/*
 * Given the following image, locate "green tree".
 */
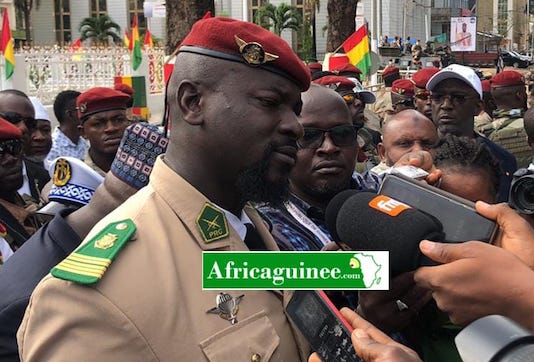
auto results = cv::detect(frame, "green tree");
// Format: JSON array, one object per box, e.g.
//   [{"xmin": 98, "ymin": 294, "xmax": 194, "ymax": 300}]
[
  {"xmin": 78, "ymin": 15, "xmax": 122, "ymax": 45},
  {"xmin": 304, "ymin": 0, "xmax": 320, "ymax": 60},
  {"xmin": 14, "ymin": 0, "xmax": 40, "ymax": 43},
  {"xmin": 255, "ymin": 3, "xmax": 302, "ymax": 37}
]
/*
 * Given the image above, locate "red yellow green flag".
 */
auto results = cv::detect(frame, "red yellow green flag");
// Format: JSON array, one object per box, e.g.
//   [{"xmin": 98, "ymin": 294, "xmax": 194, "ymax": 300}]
[
  {"xmin": 124, "ymin": 30, "xmax": 132, "ymax": 51},
  {"xmin": 144, "ymin": 29, "xmax": 153, "ymax": 49},
  {"xmin": 342, "ymin": 25, "xmax": 371, "ymax": 77},
  {"xmin": 131, "ymin": 15, "xmax": 142, "ymax": 70},
  {"xmin": 1, "ymin": 8, "xmax": 14, "ymax": 79}
]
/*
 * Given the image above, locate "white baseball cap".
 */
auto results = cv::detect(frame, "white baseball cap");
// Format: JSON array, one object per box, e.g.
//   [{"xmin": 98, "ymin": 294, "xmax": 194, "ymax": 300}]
[
  {"xmin": 347, "ymin": 77, "xmax": 376, "ymax": 104},
  {"xmin": 426, "ymin": 64, "xmax": 482, "ymax": 99}
]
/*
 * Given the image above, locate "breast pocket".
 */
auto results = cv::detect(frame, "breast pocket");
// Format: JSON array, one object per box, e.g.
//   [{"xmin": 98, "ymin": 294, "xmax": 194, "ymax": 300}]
[{"xmin": 200, "ymin": 310, "xmax": 280, "ymax": 362}]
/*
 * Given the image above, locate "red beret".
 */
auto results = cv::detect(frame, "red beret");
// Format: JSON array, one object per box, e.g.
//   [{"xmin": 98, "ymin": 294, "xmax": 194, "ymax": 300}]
[
  {"xmin": 391, "ymin": 79, "xmax": 415, "ymax": 97},
  {"xmin": 313, "ymin": 75, "xmax": 355, "ymax": 90},
  {"xmin": 77, "ymin": 87, "xmax": 130, "ymax": 120},
  {"xmin": 178, "ymin": 17, "xmax": 310, "ymax": 91},
  {"xmin": 411, "ymin": 67, "xmax": 440, "ymax": 89},
  {"xmin": 491, "ymin": 70, "xmax": 524, "ymax": 88},
  {"xmin": 382, "ymin": 66, "xmax": 400, "ymax": 78},
  {"xmin": 0, "ymin": 117, "xmax": 22, "ymax": 140},
  {"xmin": 308, "ymin": 62, "xmax": 322, "ymax": 70},
  {"xmin": 481, "ymin": 79, "xmax": 491, "ymax": 93},
  {"xmin": 114, "ymin": 83, "xmax": 134, "ymax": 97},
  {"xmin": 333, "ymin": 63, "xmax": 362, "ymax": 75}
]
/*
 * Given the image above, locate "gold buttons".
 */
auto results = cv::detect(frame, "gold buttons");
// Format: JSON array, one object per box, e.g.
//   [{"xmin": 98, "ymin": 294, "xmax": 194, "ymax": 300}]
[
  {"xmin": 251, "ymin": 353, "xmax": 261, "ymax": 362},
  {"xmin": 116, "ymin": 222, "xmax": 128, "ymax": 230}
]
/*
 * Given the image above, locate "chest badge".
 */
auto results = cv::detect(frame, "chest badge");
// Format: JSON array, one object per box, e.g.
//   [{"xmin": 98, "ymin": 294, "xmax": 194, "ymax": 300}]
[{"xmin": 207, "ymin": 292, "xmax": 245, "ymax": 325}]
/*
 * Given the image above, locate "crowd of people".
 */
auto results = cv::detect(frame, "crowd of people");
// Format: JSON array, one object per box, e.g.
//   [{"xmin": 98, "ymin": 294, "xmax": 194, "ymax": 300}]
[{"xmin": 1, "ymin": 15, "xmax": 534, "ymax": 362}]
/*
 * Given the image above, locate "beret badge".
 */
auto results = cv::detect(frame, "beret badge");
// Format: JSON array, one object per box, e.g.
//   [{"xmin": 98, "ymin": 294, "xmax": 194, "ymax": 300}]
[
  {"xmin": 234, "ymin": 35, "xmax": 279, "ymax": 66},
  {"xmin": 78, "ymin": 103, "xmax": 87, "ymax": 114},
  {"xmin": 397, "ymin": 88, "xmax": 405, "ymax": 95}
]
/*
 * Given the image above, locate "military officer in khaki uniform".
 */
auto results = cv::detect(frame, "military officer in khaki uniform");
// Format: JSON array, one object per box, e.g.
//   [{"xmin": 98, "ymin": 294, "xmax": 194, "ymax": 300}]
[
  {"xmin": 369, "ymin": 65, "xmax": 400, "ymax": 123},
  {"xmin": 18, "ymin": 17, "xmax": 311, "ymax": 361}
]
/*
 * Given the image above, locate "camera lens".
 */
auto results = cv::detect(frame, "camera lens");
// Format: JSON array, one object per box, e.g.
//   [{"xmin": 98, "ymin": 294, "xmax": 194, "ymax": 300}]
[{"xmin": 510, "ymin": 174, "xmax": 534, "ymax": 214}]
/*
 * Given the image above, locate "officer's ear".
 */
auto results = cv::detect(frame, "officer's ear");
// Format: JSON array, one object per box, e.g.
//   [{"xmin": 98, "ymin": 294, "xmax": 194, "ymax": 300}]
[
  {"xmin": 177, "ymin": 80, "xmax": 204, "ymax": 126},
  {"xmin": 78, "ymin": 124, "xmax": 86, "ymax": 139}
]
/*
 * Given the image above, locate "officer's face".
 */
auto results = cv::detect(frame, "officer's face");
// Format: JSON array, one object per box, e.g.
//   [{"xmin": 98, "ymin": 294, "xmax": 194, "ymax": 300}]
[
  {"xmin": 431, "ymin": 78, "xmax": 482, "ymax": 137},
  {"xmin": 80, "ymin": 110, "xmax": 129, "ymax": 155},
  {"xmin": 203, "ymin": 65, "xmax": 303, "ymax": 206},
  {"xmin": 290, "ymin": 88, "xmax": 356, "ymax": 203},
  {"xmin": 26, "ymin": 120, "xmax": 52, "ymax": 159},
  {"xmin": 0, "ymin": 140, "xmax": 23, "ymax": 193},
  {"xmin": 0, "ymin": 94, "xmax": 35, "ymax": 148}
]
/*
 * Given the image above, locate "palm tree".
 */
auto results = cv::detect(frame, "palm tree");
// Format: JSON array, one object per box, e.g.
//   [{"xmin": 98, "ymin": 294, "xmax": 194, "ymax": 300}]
[
  {"xmin": 78, "ymin": 15, "xmax": 122, "ymax": 45},
  {"xmin": 14, "ymin": 0, "xmax": 40, "ymax": 43},
  {"xmin": 304, "ymin": 0, "xmax": 320, "ymax": 60},
  {"xmin": 255, "ymin": 3, "xmax": 302, "ymax": 37}
]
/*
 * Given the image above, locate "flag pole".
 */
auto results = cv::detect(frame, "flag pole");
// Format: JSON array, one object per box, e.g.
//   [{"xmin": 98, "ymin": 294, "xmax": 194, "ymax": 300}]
[{"xmin": 332, "ymin": 43, "xmax": 344, "ymax": 54}]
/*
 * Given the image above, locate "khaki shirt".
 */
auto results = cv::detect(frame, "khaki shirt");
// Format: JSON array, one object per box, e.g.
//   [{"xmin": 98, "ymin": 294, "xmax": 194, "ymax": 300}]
[
  {"xmin": 84, "ymin": 152, "xmax": 107, "ymax": 177},
  {"xmin": 18, "ymin": 157, "xmax": 309, "ymax": 362},
  {"xmin": 368, "ymin": 87, "xmax": 392, "ymax": 124}
]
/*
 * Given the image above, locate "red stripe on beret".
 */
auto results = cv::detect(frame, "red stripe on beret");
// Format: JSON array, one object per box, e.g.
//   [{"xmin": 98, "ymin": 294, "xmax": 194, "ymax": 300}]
[{"xmin": 0, "ymin": 117, "xmax": 22, "ymax": 140}]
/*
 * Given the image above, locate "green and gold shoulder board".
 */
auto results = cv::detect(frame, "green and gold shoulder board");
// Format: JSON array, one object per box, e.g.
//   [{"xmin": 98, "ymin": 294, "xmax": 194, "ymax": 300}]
[{"xmin": 51, "ymin": 219, "xmax": 136, "ymax": 285}]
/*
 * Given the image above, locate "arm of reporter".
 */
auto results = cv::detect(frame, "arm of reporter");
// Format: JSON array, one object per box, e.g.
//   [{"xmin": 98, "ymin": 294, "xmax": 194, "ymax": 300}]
[
  {"xmin": 414, "ymin": 240, "xmax": 534, "ymax": 331},
  {"xmin": 475, "ymin": 201, "xmax": 534, "ymax": 268},
  {"xmin": 307, "ymin": 309, "xmax": 421, "ymax": 362}
]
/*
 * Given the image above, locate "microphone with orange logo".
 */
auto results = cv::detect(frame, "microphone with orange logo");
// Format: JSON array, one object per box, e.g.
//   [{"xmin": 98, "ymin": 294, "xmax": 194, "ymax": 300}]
[{"xmin": 325, "ymin": 191, "xmax": 444, "ymax": 275}]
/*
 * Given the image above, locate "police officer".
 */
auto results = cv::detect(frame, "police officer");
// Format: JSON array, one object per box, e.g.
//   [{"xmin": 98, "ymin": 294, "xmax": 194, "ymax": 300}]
[{"xmin": 19, "ymin": 17, "xmax": 311, "ymax": 361}]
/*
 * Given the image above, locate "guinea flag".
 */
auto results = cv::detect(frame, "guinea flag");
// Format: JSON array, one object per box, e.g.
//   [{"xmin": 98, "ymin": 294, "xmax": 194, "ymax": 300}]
[
  {"xmin": 342, "ymin": 25, "xmax": 371, "ymax": 77},
  {"xmin": 1, "ymin": 8, "xmax": 14, "ymax": 79},
  {"xmin": 131, "ymin": 14, "xmax": 142, "ymax": 70}
]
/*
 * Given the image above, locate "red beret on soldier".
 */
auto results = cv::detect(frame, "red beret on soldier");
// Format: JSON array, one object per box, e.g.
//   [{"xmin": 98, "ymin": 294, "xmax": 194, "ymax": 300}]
[
  {"xmin": 308, "ymin": 62, "xmax": 322, "ymax": 71},
  {"xmin": 382, "ymin": 66, "xmax": 400, "ymax": 78},
  {"xmin": 179, "ymin": 17, "xmax": 310, "ymax": 91},
  {"xmin": 77, "ymin": 87, "xmax": 131, "ymax": 121},
  {"xmin": 391, "ymin": 78, "xmax": 415, "ymax": 97},
  {"xmin": 491, "ymin": 70, "xmax": 525, "ymax": 88},
  {"xmin": 0, "ymin": 117, "xmax": 23, "ymax": 140},
  {"xmin": 114, "ymin": 83, "xmax": 135, "ymax": 97},
  {"xmin": 333, "ymin": 63, "xmax": 362, "ymax": 75},
  {"xmin": 313, "ymin": 75, "xmax": 356, "ymax": 90},
  {"xmin": 481, "ymin": 79, "xmax": 491, "ymax": 93},
  {"xmin": 411, "ymin": 67, "xmax": 440, "ymax": 89}
]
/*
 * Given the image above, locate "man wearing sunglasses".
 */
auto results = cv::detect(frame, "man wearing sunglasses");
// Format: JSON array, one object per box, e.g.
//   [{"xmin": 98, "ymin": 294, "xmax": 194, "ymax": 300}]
[
  {"xmin": 427, "ymin": 64, "xmax": 516, "ymax": 202},
  {"xmin": 411, "ymin": 67, "xmax": 439, "ymax": 120},
  {"xmin": 0, "ymin": 90, "xmax": 50, "ymax": 204},
  {"xmin": 0, "ymin": 118, "xmax": 41, "ymax": 257},
  {"xmin": 257, "ymin": 84, "xmax": 381, "ymax": 252}
]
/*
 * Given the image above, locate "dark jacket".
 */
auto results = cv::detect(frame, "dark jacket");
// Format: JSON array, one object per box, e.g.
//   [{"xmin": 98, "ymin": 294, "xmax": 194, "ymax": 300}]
[
  {"xmin": 24, "ymin": 160, "xmax": 50, "ymax": 202},
  {"xmin": 0, "ymin": 208, "xmax": 80, "ymax": 362}
]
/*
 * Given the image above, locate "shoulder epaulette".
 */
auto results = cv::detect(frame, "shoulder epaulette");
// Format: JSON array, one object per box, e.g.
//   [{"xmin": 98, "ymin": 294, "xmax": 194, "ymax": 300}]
[{"xmin": 51, "ymin": 219, "xmax": 136, "ymax": 285}]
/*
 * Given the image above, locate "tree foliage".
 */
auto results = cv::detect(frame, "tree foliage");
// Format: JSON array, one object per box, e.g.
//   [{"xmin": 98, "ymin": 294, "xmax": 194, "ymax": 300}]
[
  {"xmin": 14, "ymin": 0, "xmax": 40, "ymax": 43},
  {"xmin": 255, "ymin": 3, "xmax": 302, "ymax": 37},
  {"xmin": 78, "ymin": 15, "xmax": 122, "ymax": 45}
]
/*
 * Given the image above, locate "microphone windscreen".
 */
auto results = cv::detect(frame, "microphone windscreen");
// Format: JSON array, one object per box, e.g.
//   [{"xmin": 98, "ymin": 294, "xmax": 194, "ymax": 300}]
[
  {"xmin": 335, "ymin": 192, "xmax": 444, "ymax": 275},
  {"xmin": 325, "ymin": 189, "xmax": 361, "ymax": 242}
]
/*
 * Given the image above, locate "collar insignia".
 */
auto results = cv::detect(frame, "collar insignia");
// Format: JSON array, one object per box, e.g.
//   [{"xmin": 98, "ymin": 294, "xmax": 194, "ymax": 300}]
[
  {"xmin": 207, "ymin": 292, "xmax": 245, "ymax": 324},
  {"xmin": 234, "ymin": 35, "xmax": 279, "ymax": 66},
  {"xmin": 196, "ymin": 202, "xmax": 229, "ymax": 243},
  {"xmin": 53, "ymin": 158, "xmax": 72, "ymax": 187}
]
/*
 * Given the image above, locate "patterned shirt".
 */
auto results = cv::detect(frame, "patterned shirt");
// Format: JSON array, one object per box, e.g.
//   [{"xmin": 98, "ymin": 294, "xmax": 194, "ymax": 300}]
[
  {"xmin": 46, "ymin": 127, "xmax": 88, "ymax": 165},
  {"xmin": 256, "ymin": 172, "xmax": 383, "ymax": 251}
]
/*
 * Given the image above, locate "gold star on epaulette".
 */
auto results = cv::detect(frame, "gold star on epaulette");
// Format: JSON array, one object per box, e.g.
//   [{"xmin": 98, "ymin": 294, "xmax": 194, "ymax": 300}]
[{"xmin": 234, "ymin": 35, "xmax": 279, "ymax": 66}]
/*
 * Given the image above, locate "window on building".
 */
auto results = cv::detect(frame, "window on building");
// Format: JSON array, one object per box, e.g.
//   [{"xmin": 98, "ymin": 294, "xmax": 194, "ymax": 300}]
[
  {"xmin": 54, "ymin": 0, "xmax": 72, "ymax": 43},
  {"xmin": 128, "ymin": 0, "xmax": 146, "ymax": 34},
  {"xmin": 498, "ymin": 0, "xmax": 508, "ymax": 36},
  {"xmin": 90, "ymin": 0, "xmax": 107, "ymax": 18}
]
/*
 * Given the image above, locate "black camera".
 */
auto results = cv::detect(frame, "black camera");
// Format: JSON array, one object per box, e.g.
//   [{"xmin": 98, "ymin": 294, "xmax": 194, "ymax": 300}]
[{"xmin": 509, "ymin": 167, "xmax": 534, "ymax": 214}]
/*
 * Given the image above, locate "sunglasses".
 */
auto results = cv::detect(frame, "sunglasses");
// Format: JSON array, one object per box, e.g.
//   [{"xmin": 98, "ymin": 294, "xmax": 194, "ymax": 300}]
[
  {"xmin": 0, "ymin": 139, "xmax": 22, "ymax": 156},
  {"xmin": 298, "ymin": 125, "xmax": 359, "ymax": 149},
  {"xmin": 341, "ymin": 93, "xmax": 362, "ymax": 105},
  {"xmin": 415, "ymin": 90, "xmax": 430, "ymax": 100},
  {"xmin": 0, "ymin": 112, "xmax": 37, "ymax": 130},
  {"xmin": 429, "ymin": 93, "xmax": 477, "ymax": 106}
]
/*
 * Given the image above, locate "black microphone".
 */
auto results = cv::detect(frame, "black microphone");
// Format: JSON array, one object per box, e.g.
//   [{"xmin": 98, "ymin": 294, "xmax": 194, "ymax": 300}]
[{"xmin": 326, "ymin": 191, "xmax": 445, "ymax": 275}]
